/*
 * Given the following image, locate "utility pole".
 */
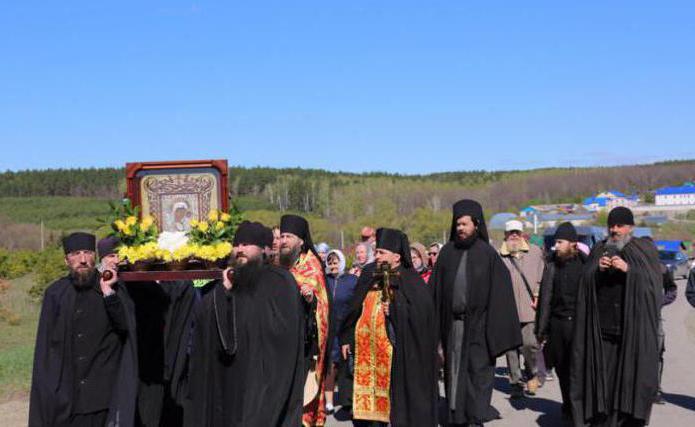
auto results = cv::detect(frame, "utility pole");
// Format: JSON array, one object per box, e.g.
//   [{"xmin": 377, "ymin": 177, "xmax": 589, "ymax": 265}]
[{"xmin": 40, "ymin": 220, "xmax": 45, "ymax": 251}]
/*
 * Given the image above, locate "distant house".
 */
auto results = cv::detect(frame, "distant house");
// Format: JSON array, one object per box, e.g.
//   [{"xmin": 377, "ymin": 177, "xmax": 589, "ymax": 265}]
[
  {"xmin": 519, "ymin": 206, "xmax": 539, "ymax": 218},
  {"xmin": 654, "ymin": 183, "xmax": 695, "ymax": 206},
  {"xmin": 582, "ymin": 190, "xmax": 639, "ymax": 211},
  {"xmin": 519, "ymin": 203, "xmax": 581, "ymax": 218}
]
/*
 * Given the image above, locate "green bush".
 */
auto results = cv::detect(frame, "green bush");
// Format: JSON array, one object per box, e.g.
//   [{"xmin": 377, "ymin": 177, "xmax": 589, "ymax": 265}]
[
  {"xmin": 29, "ymin": 247, "xmax": 67, "ymax": 300},
  {"xmin": 0, "ymin": 249, "xmax": 39, "ymax": 279}
]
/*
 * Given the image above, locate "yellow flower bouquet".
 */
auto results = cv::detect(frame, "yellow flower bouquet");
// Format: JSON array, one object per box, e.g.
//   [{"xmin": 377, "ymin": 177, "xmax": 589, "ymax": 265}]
[
  {"xmin": 186, "ymin": 209, "xmax": 237, "ymax": 268},
  {"xmin": 106, "ymin": 199, "xmax": 159, "ymax": 269}
]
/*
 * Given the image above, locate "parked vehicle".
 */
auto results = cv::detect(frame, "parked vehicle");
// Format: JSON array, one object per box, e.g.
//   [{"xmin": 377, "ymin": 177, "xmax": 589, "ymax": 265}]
[{"xmin": 656, "ymin": 240, "xmax": 690, "ymax": 279}]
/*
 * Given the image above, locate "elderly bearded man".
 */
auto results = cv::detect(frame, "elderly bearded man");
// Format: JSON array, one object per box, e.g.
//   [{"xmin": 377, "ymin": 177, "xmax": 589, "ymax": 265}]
[
  {"xmin": 498, "ymin": 219, "xmax": 545, "ymax": 398},
  {"xmin": 570, "ymin": 207, "xmax": 662, "ymax": 427}
]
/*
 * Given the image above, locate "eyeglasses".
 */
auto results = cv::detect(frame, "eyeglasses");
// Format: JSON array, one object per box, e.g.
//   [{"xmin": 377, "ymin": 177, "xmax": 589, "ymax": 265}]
[{"xmin": 427, "ymin": 252, "xmax": 438, "ymax": 256}]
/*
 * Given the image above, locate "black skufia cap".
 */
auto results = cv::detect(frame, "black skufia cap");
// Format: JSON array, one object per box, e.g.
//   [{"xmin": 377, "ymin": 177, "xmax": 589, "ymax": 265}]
[
  {"xmin": 63, "ymin": 232, "xmax": 96, "ymax": 255},
  {"xmin": 233, "ymin": 221, "xmax": 267, "ymax": 248},
  {"xmin": 554, "ymin": 222, "xmax": 578, "ymax": 242},
  {"xmin": 280, "ymin": 214, "xmax": 319, "ymax": 258},
  {"xmin": 376, "ymin": 227, "xmax": 413, "ymax": 269},
  {"xmin": 607, "ymin": 206, "xmax": 635, "ymax": 228},
  {"xmin": 97, "ymin": 236, "xmax": 120, "ymax": 259},
  {"xmin": 449, "ymin": 199, "xmax": 489, "ymax": 243}
]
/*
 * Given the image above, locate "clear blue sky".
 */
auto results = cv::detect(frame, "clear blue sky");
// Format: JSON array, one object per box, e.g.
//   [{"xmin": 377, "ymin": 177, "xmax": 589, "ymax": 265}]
[{"xmin": 1, "ymin": 1, "xmax": 693, "ymax": 174}]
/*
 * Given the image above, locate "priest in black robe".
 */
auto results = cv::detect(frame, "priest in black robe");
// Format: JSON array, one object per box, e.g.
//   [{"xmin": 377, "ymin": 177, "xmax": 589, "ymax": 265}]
[
  {"xmin": 29, "ymin": 232, "xmax": 138, "ymax": 427},
  {"xmin": 570, "ymin": 207, "xmax": 661, "ymax": 427},
  {"xmin": 431, "ymin": 199, "xmax": 522, "ymax": 426},
  {"xmin": 186, "ymin": 221, "xmax": 305, "ymax": 427},
  {"xmin": 339, "ymin": 228, "xmax": 437, "ymax": 427}
]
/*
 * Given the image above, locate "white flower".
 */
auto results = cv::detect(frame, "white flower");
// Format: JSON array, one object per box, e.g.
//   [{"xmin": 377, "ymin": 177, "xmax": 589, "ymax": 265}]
[{"xmin": 157, "ymin": 231, "xmax": 189, "ymax": 253}]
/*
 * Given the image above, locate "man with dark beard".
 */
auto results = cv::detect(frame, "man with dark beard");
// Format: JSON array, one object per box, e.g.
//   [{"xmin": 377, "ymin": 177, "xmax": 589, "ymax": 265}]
[
  {"xmin": 279, "ymin": 214, "xmax": 331, "ymax": 427},
  {"xmin": 570, "ymin": 207, "xmax": 662, "ymax": 427},
  {"xmin": 29, "ymin": 232, "xmax": 138, "ymax": 427},
  {"xmin": 431, "ymin": 199, "xmax": 522, "ymax": 426},
  {"xmin": 339, "ymin": 228, "xmax": 437, "ymax": 427},
  {"xmin": 535, "ymin": 222, "xmax": 587, "ymax": 420},
  {"xmin": 186, "ymin": 221, "xmax": 305, "ymax": 426}
]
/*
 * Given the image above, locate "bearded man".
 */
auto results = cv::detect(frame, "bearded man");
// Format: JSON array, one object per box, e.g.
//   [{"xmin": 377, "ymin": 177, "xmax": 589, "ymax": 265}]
[
  {"xmin": 431, "ymin": 200, "xmax": 522, "ymax": 426},
  {"xmin": 279, "ymin": 214, "xmax": 331, "ymax": 427},
  {"xmin": 29, "ymin": 232, "xmax": 138, "ymax": 427},
  {"xmin": 187, "ymin": 221, "xmax": 305, "ymax": 426},
  {"xmin": 535, "ymin": 222, "xmax": 587, "ymax": 420},
  {"xmin": 570, "ymin": 207, "xmax": 662, "ymax": 427}
]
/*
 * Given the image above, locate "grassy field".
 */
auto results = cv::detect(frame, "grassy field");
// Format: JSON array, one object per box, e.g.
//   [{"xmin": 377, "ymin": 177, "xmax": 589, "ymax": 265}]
[{"xmin": 0, "ymin": 275, "xmax": 40, "ymax": 402}]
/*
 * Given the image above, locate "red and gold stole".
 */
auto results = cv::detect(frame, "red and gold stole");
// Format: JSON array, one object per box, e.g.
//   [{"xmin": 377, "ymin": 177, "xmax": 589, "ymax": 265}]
[
  {"xmin": 352, "ymin": 289, "xmax": 393, "ymax": 423},
  {"xmin": 290, "ymin": 251, "xmax": 330, "ymax": 427}
]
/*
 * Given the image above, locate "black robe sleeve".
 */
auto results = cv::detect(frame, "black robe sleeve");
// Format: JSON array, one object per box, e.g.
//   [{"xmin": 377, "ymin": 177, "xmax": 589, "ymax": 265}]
[
  {"xmin": 390, "ymin": 269, "xmax": 438, "ymax": 427},
  {"xmin": 485, "ymin": 251, "xmax": 523, "ymax": 359},
  {"xmin": 535, "ymin": 261, "xmax": 554, "ymax": 341}
]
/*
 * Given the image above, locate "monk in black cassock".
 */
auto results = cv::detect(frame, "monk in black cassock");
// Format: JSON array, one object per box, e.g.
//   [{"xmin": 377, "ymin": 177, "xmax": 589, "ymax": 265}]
[
  {"xmin": 339, "ymin": 228, "xmax": 437, "ymax": 427},
  {"xmin": 186, "ymin": 221, "xmax": 305, "ymax": 427},
  {"xmin": 570, "ymin": 207, "xmax": 661, "ymax": 427},
  {"xmin": 431, "ymin": 199, "xmax": 522, "ymax": 426},
  {"xmin": 29, "ymin": 232, "xmax": 138, "ymax": 427},
  {"xmin": 535, "ymin": 222, "xmax": 588, "ymax": 420}
]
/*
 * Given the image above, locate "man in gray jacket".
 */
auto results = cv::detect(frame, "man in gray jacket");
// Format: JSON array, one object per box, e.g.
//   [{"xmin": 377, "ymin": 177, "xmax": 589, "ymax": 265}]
[{"xmin": 499, "ymin": 220, "xmax": 545, "ymax": 398}]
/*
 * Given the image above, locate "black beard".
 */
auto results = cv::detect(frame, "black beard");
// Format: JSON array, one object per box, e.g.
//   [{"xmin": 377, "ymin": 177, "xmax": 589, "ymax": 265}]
[
  {"xmin": 70, "ymin": 268, "xmax": 97, "ymax": 290},
  {"xmin": 454, "ymin": 231, "xmax": 478, "ymax": 250},
  {"xmin": 279, "ymin": 245, "xmax": 301, "ymax": 268},
  {"xmin": 231, "ymin": 257, "xmax": 263, "ymax": 292}
]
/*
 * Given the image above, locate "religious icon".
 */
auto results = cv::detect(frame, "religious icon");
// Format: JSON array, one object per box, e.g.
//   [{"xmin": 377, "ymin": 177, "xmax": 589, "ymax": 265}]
[{"xmin": 125, "ymin": 160, "xmax": 229, "ymax": 230}]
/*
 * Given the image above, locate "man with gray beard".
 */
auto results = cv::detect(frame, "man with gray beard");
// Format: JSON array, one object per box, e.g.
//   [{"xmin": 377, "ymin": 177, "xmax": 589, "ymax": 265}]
[
  {"xmin": 570, "ymin": 207, "xmax": 661, "ymax": 427},
  {"xmin": 499, "ymin": 220, "xmax": 544, "ymax": 398}
]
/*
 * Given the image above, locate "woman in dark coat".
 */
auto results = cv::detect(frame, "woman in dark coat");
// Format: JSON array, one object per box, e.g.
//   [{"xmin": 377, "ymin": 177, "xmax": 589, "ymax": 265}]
[{"xmin": 324, "ymin": 249, "xmax": 358, "ymax": 412}]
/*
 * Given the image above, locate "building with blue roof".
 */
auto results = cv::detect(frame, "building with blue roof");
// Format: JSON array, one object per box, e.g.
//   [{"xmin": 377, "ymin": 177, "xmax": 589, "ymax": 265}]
[
  {"xmin": 582, "ymin": 190, "xmax": 639, "ymax": 211},
  {"xmin": 655, "ymin": 182, "xmax": 695, "ymax": 206}
]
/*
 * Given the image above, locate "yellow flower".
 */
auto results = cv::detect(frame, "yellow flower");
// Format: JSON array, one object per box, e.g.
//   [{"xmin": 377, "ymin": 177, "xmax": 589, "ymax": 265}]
[
  {"xmin": 123, "ymin": 226, "xmax": 134, "ymax": 236},
  {"xmin": 220, "ymin": 212, "xmax": 231, "ymax": 222},
  {"xmin": 215, "ymin": 222, "xmax": 224, "ymax": 231},
  {"xmin": 198, "ymin": 221, "xmax": 209, "ymax": 232},
  {"xmin": 126, "ymin": 216, "xmax": 137, "ymax": 226},
  {"xmin": 114, "ymin": 219, "xmax": 126, "ymax": 231},
  {"xmin": 190, "ymin": 219, "xmax": 199, "ymax": 228},
  {"xmin": 208, "ymin": 210, "xmax": 219, "ymax": 222},
  {"xmin": 141, "ymin": 216, "xmax": 154, "ymax": 230}
]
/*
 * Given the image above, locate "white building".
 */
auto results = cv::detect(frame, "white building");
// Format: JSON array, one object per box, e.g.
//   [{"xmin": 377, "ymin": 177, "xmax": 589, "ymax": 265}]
[{"xmin": 655, "ymin": 184, "xmax": 695, "ymax": 206}]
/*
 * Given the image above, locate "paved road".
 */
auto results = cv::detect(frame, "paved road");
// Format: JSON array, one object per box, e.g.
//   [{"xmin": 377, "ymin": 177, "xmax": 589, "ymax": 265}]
[
  {"xmin": 327, "ymin": 278, "xmax": 695, "ymax": 426},
  {"xmin": 3, "ymin": 281, "xmax": 694, "ymax": 426}
]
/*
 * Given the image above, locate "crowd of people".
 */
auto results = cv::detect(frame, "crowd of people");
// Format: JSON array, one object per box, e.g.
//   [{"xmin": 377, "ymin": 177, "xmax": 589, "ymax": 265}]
[{"xmin": 28, "ymin": 200, "xmax": 687, "ymax": 427}]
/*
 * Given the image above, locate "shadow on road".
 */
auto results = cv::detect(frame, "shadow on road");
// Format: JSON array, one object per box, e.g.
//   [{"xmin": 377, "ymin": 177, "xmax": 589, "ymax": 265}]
[{"xmin": 663, "ymin": 392, "xmax": 695, "ymax": 411}]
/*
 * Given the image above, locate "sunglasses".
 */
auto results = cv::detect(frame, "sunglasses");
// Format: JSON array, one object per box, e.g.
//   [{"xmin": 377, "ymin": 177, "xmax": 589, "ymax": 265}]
[{"xmin": 427, "ymin": 252, "xmax": 438, "ymax": 256}]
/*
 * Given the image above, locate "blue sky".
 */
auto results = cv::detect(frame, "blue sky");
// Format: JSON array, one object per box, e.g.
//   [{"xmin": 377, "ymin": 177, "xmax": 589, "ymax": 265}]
[{"xmin": 1, "ymin": 1, "xmax": 693, "ymax": 174}]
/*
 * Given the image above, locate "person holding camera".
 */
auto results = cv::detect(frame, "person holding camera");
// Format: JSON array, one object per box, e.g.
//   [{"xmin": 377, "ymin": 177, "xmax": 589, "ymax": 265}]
[{"xmin": 570, "ymin": 207, "xmax": 662, "ymax": 427}]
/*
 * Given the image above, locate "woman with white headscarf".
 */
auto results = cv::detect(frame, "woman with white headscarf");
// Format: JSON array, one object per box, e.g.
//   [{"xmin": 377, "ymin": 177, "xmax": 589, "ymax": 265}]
[{"xmin": 323, "ymin": 249, "xmax": 358, "ymax": 415}]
